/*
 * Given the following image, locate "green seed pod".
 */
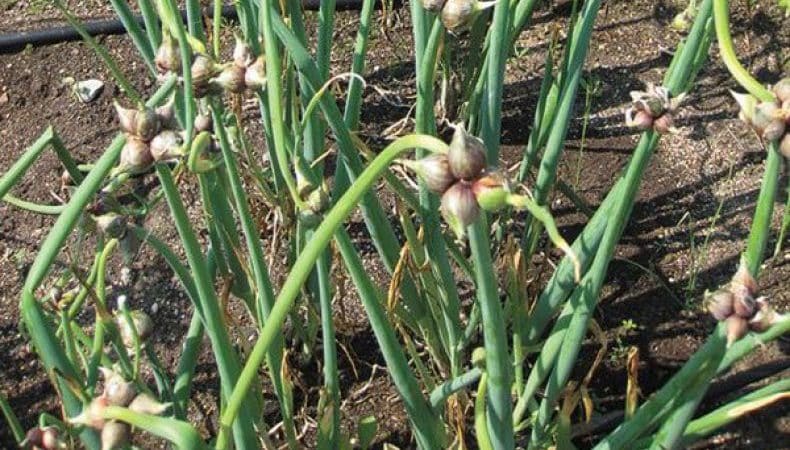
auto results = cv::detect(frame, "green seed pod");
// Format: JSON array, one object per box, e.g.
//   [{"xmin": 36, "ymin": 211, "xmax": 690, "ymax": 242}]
[
  {"xmin": 441, "ymin": 181, "xmax": 480, "ymax": 238},
  {"xmin": 215, "ymin": 63, "xmax": 247, "ymax": 94},
  {"xmin": 295, "ymin": 157, "xmax": 319, "ymax": 199},
  {"xmin": 725, "ymin": 315, "xmax": 748, "ymax": 347},
  {"xmin": 406, "ymin": 154, "xmax": 456, "ymax": 194},
  {"xmin": 101, "ymin": 421, "xmax": 131, "ymax": 450},
  {"xmin": 447, "ymin": 124, "xmax": 487, "ymax": 180},
  {"xmin": 154, "ymin": 29, "xmax": 180, "ymax": 74},
  {"xmin": 136, "ymin": 108, "xmax": 161, "ymax": 142},
  {"xmin": 772, "ymin": 78, "xmax": 790, "ymax": 103},
  {"xmin": 298, "ymin": 209, "xmax": 321, "ymax": 227},
  {"xmin": 440, "ymin": 0, "xmax": 495, "ymax": 33},
  {"xmin": 100, "ymin": 367, "xmax": 136, "ymax": 407},
  {"xmin": 307, "ymin": 187, "xmax": 331, "ymax": 214},
  {"xmin": 472, "ymin": 171, "xmax": 510, "ymax": 211},
  {"xmin": 471, "ymin": 347, "xmax": 486, "ymax": 368},
  {"xmin": 117, "ymin": 309, "xmax": 154, "ymax": 348},
  {"xmin": 671, "ymin": 11, "xmax": 691, "ymax": 32},
  {"xmin": 705, "ymin": 289, "xmax": 734, "ymax": 321},
  {"xmin": 149, "ymin": 130, "xmax": 184, "ymax": 162}
]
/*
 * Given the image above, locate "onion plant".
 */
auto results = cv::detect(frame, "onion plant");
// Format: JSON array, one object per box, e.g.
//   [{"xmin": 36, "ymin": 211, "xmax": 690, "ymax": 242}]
[{"xmin": 2, "ymin": 0, "xmax": 788, "ymax": 449}]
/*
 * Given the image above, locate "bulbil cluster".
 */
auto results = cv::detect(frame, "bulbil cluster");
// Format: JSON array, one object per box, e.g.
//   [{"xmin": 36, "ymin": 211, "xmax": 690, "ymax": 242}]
[
  {"xmin": 114, "ymin": 99, "xmax": 217, "ymax": 176},
  {"xmin": 295, "ymin": 157, "xmax": 331, "ymax": 226},
  {"xmin": 196, "ymin": 37, "xmax": 265, "ymax": 96},
  {"xmin": 705, "ymin": 264, "xmax": 779, "ymax": 346},
  {"xmin": 624, "ymin": 83, "xmax": 683, "ymax": 134},
  {"xmin": 156, "ymin": 31, "xmax": 265, "ymax": 97},
  {"xmin": 69, "ymin": 367, "xmax": 168, "ymax": 450},
  {"xmin": 114, "ymin": 100, "xmax": 185, "ymax": 174},
  {"xmin": 421, "ymin": 0, "xmax": 496, "ymax": 33},
  {"xmin": 732, "ymin": 78, "xmax": 790, "ymax": 158},
  {"xmin": 407, "ymin": 125, "xmax": 510, "ymax": 238}
]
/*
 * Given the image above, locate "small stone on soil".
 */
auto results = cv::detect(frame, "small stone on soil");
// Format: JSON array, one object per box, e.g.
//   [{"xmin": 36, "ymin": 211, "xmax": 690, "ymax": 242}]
[{"xmin": 73, "ymin": 79, "xmax": 104, "ymax": 103}]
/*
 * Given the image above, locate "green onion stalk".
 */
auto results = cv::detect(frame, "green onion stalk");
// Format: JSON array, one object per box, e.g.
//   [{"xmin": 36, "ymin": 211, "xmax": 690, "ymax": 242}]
[
  {"xmin": 215, "ymin": 134, "xmax": 449, "ymax": 450},
  {"xmin": 19, "ymin": 78, "xmax": 176, "ymax": 450},
  {"xmin": 517, "ymin": 0, "xmax": 715, "ymax": 439}
]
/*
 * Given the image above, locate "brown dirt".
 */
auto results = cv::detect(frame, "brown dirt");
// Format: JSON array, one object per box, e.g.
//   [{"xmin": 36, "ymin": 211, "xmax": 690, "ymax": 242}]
[{"xmin": 1, "ymin": 0, "xmax": 789, "ymax": 449}]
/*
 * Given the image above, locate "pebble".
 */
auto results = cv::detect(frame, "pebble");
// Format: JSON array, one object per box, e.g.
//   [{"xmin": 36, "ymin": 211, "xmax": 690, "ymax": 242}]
[
  {"xmin": 151, "ymin": 303, "xmax": 159, "ymax": 314},
  {"xmin": 0, "ymin": 92, "xmax": 7, "ymax": 105},
  {"xmin": 120, "ymin": 266, "xmax": 132, "ymax": 285},
  {"xmin": 73, "ymin": 79, "xmax": 104, "ymax": 103}
]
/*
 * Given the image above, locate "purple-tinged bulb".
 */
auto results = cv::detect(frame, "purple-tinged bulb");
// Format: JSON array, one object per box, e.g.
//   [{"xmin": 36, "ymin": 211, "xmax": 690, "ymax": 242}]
[
  {"xmin": 101, "ymin": 420, "xmax": 131, "ymax": 450},
  {"xmin": 215, "ymin": 64, "xmax": 247, "ymax": 94},
  {"xmin": 245, "ymin": 57, "xmax": 267, "ymax": 90},
  {"xmin": 625, "ymin": 108, "xmax": 654, "ymax": 131},
  {"xmin": 652, "ymin": 113, "xmax": 676, "ymax": 134},
  {"xmin": 119, "ymin": 138, "xmax": 154, "ymax": 173},
  {"xmin": 100, "ymin": 367, "xmax": 136, "ymax": 407},
  {"xmin": 447, "ymin": 123, "xmax": 487, "ymax": 180},
  {"xmin": 733, "ymin": 294, "xmax": 756, "ymax": 319},
  {"xmin": 150, "ymin": 130, "xmax": 184, "ymax": 162},
  {"xmin": 406, "ymin": 154, "xmax": 456, "ymax": 194},
  {"xmin": 154, "ymin": 30, "xmax": 180, "ymax": 74},
  {"xmin": 441, "ymin": 181, "xmax": 480, "ymax": 238},
  {"xmin": 725, "ymin": 315, "xmax": 749, "ymax": 347},
  {"xmin": 705, "ymin": 289, "xmax": 734, "ymax": 321}
]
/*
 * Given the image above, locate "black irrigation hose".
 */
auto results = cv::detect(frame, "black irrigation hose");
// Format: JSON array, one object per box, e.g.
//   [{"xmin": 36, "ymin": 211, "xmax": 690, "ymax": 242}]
[{"xmin": 0, "ymin": 0, "xmax": 396, "ymax": 54}]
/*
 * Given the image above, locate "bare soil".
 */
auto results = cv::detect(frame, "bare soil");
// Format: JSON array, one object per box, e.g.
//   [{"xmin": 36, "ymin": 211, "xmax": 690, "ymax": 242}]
[{"xmin": 1, "ymin": 0, "xmax": 788, "ymax": 449}]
